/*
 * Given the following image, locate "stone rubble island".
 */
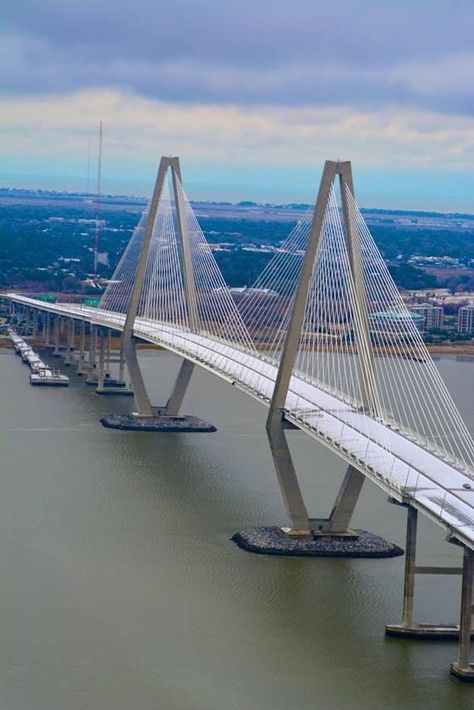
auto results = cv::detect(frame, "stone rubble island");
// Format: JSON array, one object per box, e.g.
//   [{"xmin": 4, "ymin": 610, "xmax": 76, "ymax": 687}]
[
  {"xmin": 100, "ymin": 413, "xmax": 217, "ymax": 433},
  {"xmin": 232, "ymin": 527, "xmax": 404, "ymax": 558}
]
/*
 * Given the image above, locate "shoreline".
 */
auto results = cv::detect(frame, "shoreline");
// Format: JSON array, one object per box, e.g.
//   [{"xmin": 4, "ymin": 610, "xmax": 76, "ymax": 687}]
[
  {"xmin": 427, "ymin": 344, "xmax": 474, "ymax": 355},
  {"xmin": 1, "ymin": 335, "xmax": 473, "ymax": 356}
]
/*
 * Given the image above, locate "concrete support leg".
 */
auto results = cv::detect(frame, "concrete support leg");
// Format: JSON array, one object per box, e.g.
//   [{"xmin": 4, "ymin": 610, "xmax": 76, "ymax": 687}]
[
  {"xmin": 94, "ymin": 328, "xmax": 134, "ymax": 395},
  {"xmin": 53, "ymin": 317, "xmax": 61, "ymax": 356},
  {"xmin": 402, "ymin": 505, "xmax": 418, "ymax": 627},
  {"xmin": 118, "ymin": 345, "xmax": 126, "ymax": 384},
  {"xmin": 86, "ymin": 326, "xmax": 98, "ymax": 384},
  {"xmin": 77, "ymin": 321, "xmax": 86, "ymax": 375},
  {"xmin": 122, "ymin": 335, "xmax": 153, "ymax": 416},
  {"xmin": 45, "ymin": 313, "xmax": 51, "ymax": 347},
  {"xmin": 266, "ymin": 417, "xmax": 311, "ymax": 535},
  {"xmin": 265, "ymin": 428, "xmax": 364, "ymax": 537},
  {"xmin": 105, "ymin": 330, "xmax": 111, "ymax": 378},
  {"xmin": 97, "ymin": 329, "xmax": 105, "ymax": 389},
  {"xmin": 165, "ymin": 359, "xmax": 194, "ymax": 415},
  {"xmin": 32, "ymin": 310, "xmax": 38, "ymax": 338},
  {"xmin": 326, "ymin": 465, "xmax": 366, "ymax": 532},
  {"xmin": 451, "ymin": 546, "xmax": 474, "ymax": 680},
  {"xmin": 64, "ymin": 319, "xmax": 74, "ymax": 365}
]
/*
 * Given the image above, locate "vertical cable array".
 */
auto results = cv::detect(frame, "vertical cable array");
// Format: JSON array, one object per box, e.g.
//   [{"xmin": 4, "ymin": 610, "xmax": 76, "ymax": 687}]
[
  {"xmin": 295, "ymin": 186, "xmax": 367, "ymax": 409},
  {"xmin": 99, "ymin": 209, "xmax": 149, "ymax": 313},
  {"xmin": 101, "ymin": 166, "xmax": 255, "ymax": 353},
  {"xmin": 236, "ymin": 179, "xmax": 474, "ymax": 474},
  {"xmin": 237, "ymin": 215, "xmax": 312, "ymax": 359},
  {"xmin": 174, "ymin": 175, "xmax": 256, "ymax": 352},
  {"xmin": 98, "ymin": 159, "xmax": 473, "ymax": 476},
  {"xmin": 345, "ymin": 189, "xmax": 474, "ymax": 471},
  {"xmin": 138, "ymin": 175, "xmax": 188, "ymax": 328}
]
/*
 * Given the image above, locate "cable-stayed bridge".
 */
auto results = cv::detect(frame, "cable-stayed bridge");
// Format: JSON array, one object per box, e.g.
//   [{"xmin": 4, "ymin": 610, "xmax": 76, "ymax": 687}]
[{"xmin": 5, "ymin": 158, "xmax": 474, "ymax": 680}]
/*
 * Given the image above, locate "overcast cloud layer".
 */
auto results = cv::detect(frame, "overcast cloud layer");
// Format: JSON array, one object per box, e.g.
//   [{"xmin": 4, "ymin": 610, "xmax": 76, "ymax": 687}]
[
  {"xmin": 4, "ymin": 0, "xmax": 474, "ymax": 113},
  {"xmin": 2, "ymin": 1, "xmax": 474, "ymax": 207}
]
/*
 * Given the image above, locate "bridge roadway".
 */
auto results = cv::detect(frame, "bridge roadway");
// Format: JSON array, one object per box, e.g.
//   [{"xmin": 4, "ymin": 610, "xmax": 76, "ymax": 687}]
[{"xmin": 8, "ymin": 294, "xmax": 474, "ymax": 551}]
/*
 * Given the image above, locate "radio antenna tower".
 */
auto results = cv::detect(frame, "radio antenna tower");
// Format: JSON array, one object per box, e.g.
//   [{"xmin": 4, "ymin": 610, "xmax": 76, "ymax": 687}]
[{"xmin": 93, "ymin": 120, "xmax": 103, "ymax": 278}]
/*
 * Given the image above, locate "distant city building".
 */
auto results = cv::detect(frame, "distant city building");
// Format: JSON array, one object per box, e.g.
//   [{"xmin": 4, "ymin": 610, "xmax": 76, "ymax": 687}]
[
  {"xmin": 410, "ymin": 303, "xmax": 444, "ymax": 332},
  {"xmin": 369, "ymin": 310, "xmax": 424, "ymax": 343},
  {"xmin": 457, "ymin": 305, "xmax": 474, "ymax": 334}
]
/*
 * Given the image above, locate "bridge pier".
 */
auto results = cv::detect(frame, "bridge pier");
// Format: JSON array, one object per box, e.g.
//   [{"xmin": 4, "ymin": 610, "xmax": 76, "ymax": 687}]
[
  {"xmin": 105, "ymin": 329, "xmax": 112, "ymax": 378},
  {"xmin": 100, "ymin": 156, "xmax": 215, "ymax": 431},
  {"xmin": 121, "ymin": 335, "xmax": 152, "ymax": 413},
  {"xmin": 97, "ymin": 328, "xmax": 133, "ymax": 394},
  {"xmin": 96, "ymin": 329, "xmax": 106, "ymax": 389},
  {"xmin": 76, "ymin": 321, "xmax": 87, "ymax": 375},
  {"xmin": 266, "ymin": 415, "xmax": 312, "ymax": 535},
  {"xmin": 64, "ymin": 318, "xmax": 75, "ymax": 366},
  {"xmin": 234, "ymin": 161, "xmax": 403, "ymax": 556},
  {"xmin": 159, "ymin": 359, "xmax": 195, "ymax": 416},
  {"xmin": 100, "ymin": 346, "xmax": 214, "ymax": 430},
  {"xmin": 85, "ymin": 325, "xmax": 98, "ymax": 384},
  {"xmin": 52, "ymin": 316, "xmax": 61, "ymax": 357},
  {"xmin": 118, "ymin": 342, "xmax": 126, "ymax": 384},
  {"xmin": 385, "ymin": 502, "xmax": 474, "ymax": 681},
  {"xmin": 44, "ymin": 313, "xmax": 52, "ymax": 348},
  {"xmin": 451, "ymin": 545, "xmax": 474, "ymax": 680},
  {"xmin": 236, "ymin": 420, "xmax": 401, "ymax": 556},
  {"xmin": 386, "ymin": 503, "xmax": 465, "ymax": 639},
  {"xmin": 93, "ymin": 327, "xmax": 132, "ymax": 395},
  {"xmin": 31, "ymin": 310, "xmax": 38, "ymax": 338}
]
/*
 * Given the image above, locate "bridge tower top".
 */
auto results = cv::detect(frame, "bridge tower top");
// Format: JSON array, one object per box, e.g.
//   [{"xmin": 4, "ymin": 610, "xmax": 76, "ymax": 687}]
[
  {"xmin": 269, "ymin": 159, "xmax": 377, "ymax": 428},
  {"xmin": 122, "ymin": 156, "xmax": 198, "ymax": 341}
]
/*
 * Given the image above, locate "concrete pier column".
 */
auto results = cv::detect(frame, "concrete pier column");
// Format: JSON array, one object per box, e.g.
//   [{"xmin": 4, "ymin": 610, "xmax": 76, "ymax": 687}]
[
  {"xmin": 386, "ymin": 502, "xmax": 465, "ymax": 640},
  {"xmin": 451, "ymin": 546, "xmax": 474, "ymax": 681},
  {"xmin": 118, "ymin": 344, "xmax": 126, "ymax": 384},
  {"xmin": 86, "ymin": 325, "xmax": 98, "ymax": 383},
  {"xmin": 53, "ymin": 316, "xmax": 61, "ymax": 357},
  {"xmin": 122, "ymin": 336, "xmax": 153, "ymax": 414},
  {"xmin": 401, "ymin": 506, "xmax": 418, "ymax": 628},
  {"xmin": 40, "ymin": 312, "xmax": 47, "ymax": 342},
  {"xmin": 97, "ymin": 329, "xmax": 106, "ymax": 389},
  {"xmin": 64, "ymin": 318, "xmax": 75, "ymax": 365},
  {"xmin": 165, "ymin": 359, "xmax": 195, "ymax": 415},
  {"xmin": 266, "ymin": 419, "xmax": 311, "ymax": 535},
  {"xmin": 325, "ymin": 465, "xmax": 366, "ymax": 533},
  {"xmin": 31, "ymin": 310, "xmax": 38, "ymax": 338},
  {"xmin": 105, "ymin": 329, "xmax": 112, "ymax": 378},
  {"xmin": 77, "ymin": 321, "xmax": 86, "ymax": 375},
  {"xmin": 45, "ymin": 313, "xmax": 51, "ymax": 346}
]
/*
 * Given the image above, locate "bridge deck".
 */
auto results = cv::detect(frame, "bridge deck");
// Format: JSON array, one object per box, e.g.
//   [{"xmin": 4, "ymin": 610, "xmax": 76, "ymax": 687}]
[{"xmin": 8, "ymin": 295, "xmax": 474, "ymax": 550}]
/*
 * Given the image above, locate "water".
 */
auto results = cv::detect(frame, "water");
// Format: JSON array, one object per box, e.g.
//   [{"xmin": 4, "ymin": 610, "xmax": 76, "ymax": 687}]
[{"xmin": 1, "ymin": 348, "xmax": 473, "ymax": 710}]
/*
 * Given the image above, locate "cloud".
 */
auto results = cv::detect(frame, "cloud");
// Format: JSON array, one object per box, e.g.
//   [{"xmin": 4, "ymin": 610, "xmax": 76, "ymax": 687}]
[
  {"xmin": 2, "ymin": 89, "xmax": 473, "ymax": 173},
  {"xmin": 2, "ymin": 1, "xmax": 474, "ymax": 115},
  {"xmin": 3, "ymin": 1, "xmax": 473, "ymax": 209}
]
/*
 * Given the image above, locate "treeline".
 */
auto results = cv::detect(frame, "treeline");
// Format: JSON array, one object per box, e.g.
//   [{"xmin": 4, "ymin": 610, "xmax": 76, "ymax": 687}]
[{"xmin": 1, "ymin": 204, "xmax": 473, "ymax": 293}]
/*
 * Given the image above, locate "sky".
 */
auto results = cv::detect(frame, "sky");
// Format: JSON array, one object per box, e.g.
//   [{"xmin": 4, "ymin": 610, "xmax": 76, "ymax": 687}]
[{"xmin": 2, "ymin": 0, "xmax": 474, "ymax": 210}]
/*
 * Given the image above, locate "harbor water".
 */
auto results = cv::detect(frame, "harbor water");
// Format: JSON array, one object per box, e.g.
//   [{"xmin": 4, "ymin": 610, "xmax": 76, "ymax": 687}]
[{"xmin": 1, "ymin": 347, "xmax": 474, "ymax": 709}]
